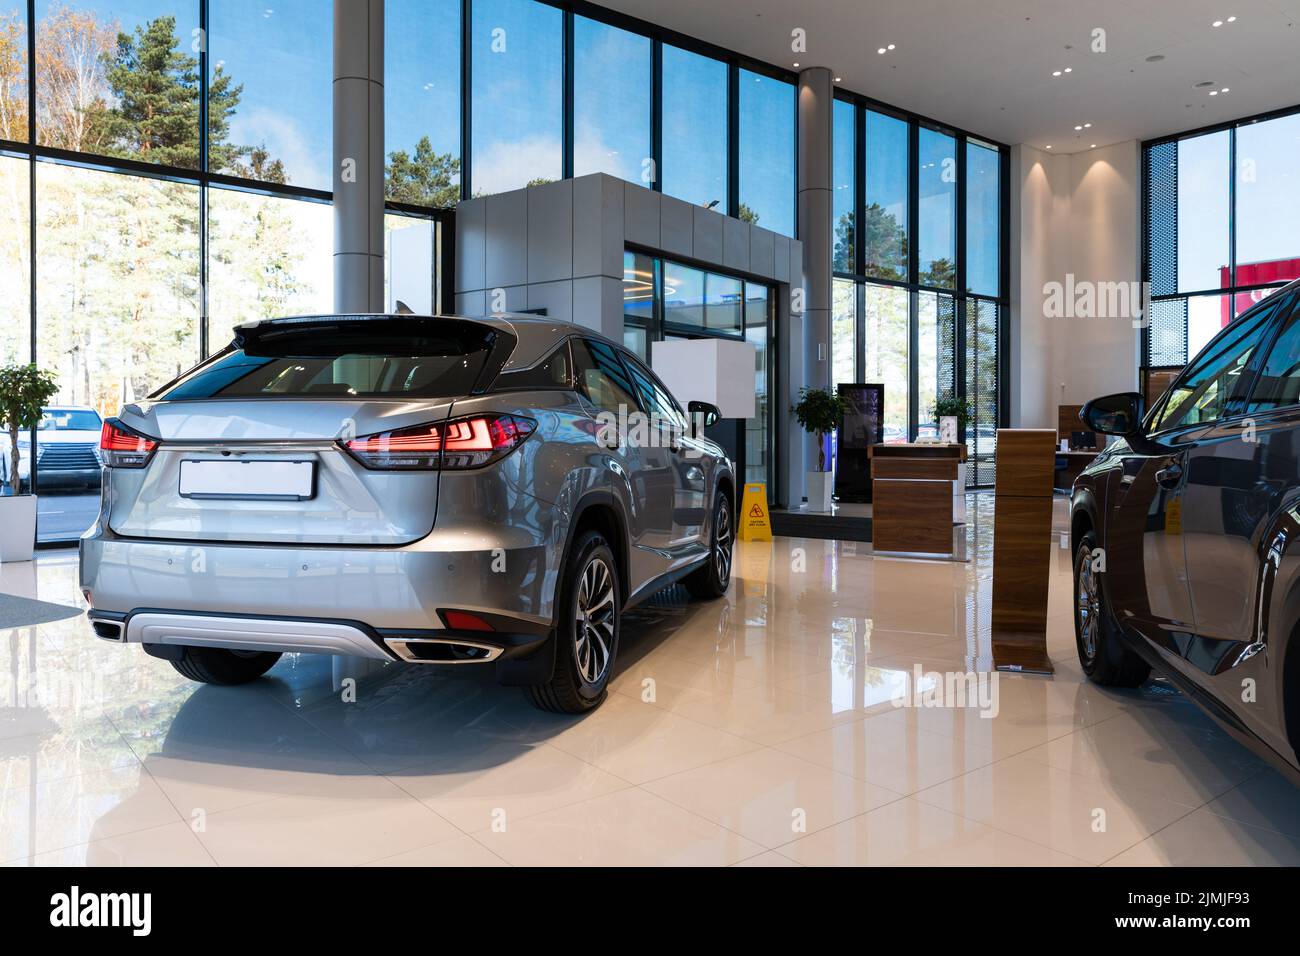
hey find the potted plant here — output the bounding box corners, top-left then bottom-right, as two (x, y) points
(0, 363), (59, 562)
(932, 396), (972, 440)
(792, 386), (844, 512)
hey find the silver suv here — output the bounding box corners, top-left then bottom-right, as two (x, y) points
(80, 314), (736, 713)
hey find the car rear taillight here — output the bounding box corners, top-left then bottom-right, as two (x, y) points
(342, 414), (535, 470)
(100, 419), (158, 468)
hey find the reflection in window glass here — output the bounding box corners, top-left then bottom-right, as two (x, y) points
(737, 70), (794, 236)
(706, 273), (743, 333)
(385, 214), (437, 314)
(1, 7), (27, 143)
(210, 0), (331, 188)
(1153, 302), (1274, 431)
(918, 128), (956, 288)
(832, 278), (856, 388)
(623, 250), (656, 326)
(0, 156), (30, 366)
(207, 188), (331, 345)
(35, 1), (201, 164)
(863, 283), (908, 442)
(832, 99), (855, 273)
(966, 141), (1000, 296)
(663, 261), (704, 328)
(661, 45), (726, 208)
(385, 0), (460, 206)
(471, 0), (561, 195)
(1236, 113), (1300, 286)
(574, 16), (650, 185)
(744, 283), (770, 486)
(864, 110), (908, 281)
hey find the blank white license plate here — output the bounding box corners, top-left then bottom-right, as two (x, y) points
(179, 459), (315, 500)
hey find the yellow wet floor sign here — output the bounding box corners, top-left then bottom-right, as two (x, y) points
(739, 482), (772, 542)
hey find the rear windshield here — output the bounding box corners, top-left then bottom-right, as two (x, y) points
(154, 318), (509, 400)
(39, 409), (102, 430)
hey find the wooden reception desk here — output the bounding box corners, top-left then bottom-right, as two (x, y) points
(869, 443), (966, 556)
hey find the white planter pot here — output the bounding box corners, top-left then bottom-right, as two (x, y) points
(806, 471), (833, 513)
(0, 494), (36, 562)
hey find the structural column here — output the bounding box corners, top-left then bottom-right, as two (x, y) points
(333, 0), (385, 312)
(796, 66), (834, 496)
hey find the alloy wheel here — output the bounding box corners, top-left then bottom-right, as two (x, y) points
(574, 555), (616, 684)
(1076, 550), (1100, 660)
(714, 500), (733, 586)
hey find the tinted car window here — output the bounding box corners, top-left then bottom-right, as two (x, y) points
(622, 353), (688, 431)
(494, 341), (572, 391)
(1149, 305), (1277, 432)
(1245, 295), (1300, 413)
(156, 318), (501, 400)
(572, 338), (640, 415)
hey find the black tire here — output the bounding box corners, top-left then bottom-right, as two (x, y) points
(684, 490), (733, 599)
(1074, 529), (1150, 688)
(170, 646), (282, 685)
(527, 530), (620, 714)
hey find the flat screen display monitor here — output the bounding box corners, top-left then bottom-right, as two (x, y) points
(834, 383), (884, 502)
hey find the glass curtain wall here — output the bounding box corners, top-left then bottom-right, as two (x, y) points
(1144, 107), (1300, 375)
(831, 98), (1007, 486)
(622, 250), (774, 490)
(1, 2), (445, 543)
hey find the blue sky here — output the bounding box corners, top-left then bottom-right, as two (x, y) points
(36, 0), (333, 188)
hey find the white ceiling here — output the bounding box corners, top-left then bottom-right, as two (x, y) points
(600, 0), (1300, 151)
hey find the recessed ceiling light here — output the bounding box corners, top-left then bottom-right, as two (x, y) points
(1090, 144), (1097, 148)
(888, 44), (896, 50)
(1209, 90), (1218, 95)
(1053, 70), (1061, 76)
(834, 76), (842, 82)
(1084, 122), (1092, 128)
(1045, 145), (1052, 149)
(1074, 125), (1083, 130)
(1213, 19), (1223, 26)
(1227, 15), (1237, 22)
(1064, 67), (1072, 73)
(793, 62), (800, 67)
(877, 47), (886, 54)
(1221, 87), (1230, 93)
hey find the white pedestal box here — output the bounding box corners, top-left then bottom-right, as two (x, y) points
(806, 471), (833, 513)
(650, 338), (757, 419)
(0, 494), (37, 562)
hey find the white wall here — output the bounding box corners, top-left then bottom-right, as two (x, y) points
(1010, 141), (1141, 428)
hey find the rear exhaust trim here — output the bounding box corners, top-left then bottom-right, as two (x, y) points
(384, 636), (504, 664)
(92, 620), (124, 642)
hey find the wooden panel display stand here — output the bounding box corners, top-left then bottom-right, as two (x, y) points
(991, 429), (1056, 674)
(870, 443), (965, 556)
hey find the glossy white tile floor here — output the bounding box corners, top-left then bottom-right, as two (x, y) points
(3, 493), (1299, 866)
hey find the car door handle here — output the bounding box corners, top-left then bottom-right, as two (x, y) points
(1155, 463), (1183, 488)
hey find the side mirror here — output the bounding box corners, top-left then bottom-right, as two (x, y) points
(1081, 392), (1144, 437)
(688, 401), (722, 435)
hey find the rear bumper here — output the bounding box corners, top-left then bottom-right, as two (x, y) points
(80, 529), (559, 643)
(87, 608), (550, 664)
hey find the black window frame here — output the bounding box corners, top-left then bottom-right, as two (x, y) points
(1141, 102), (1300, 374)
